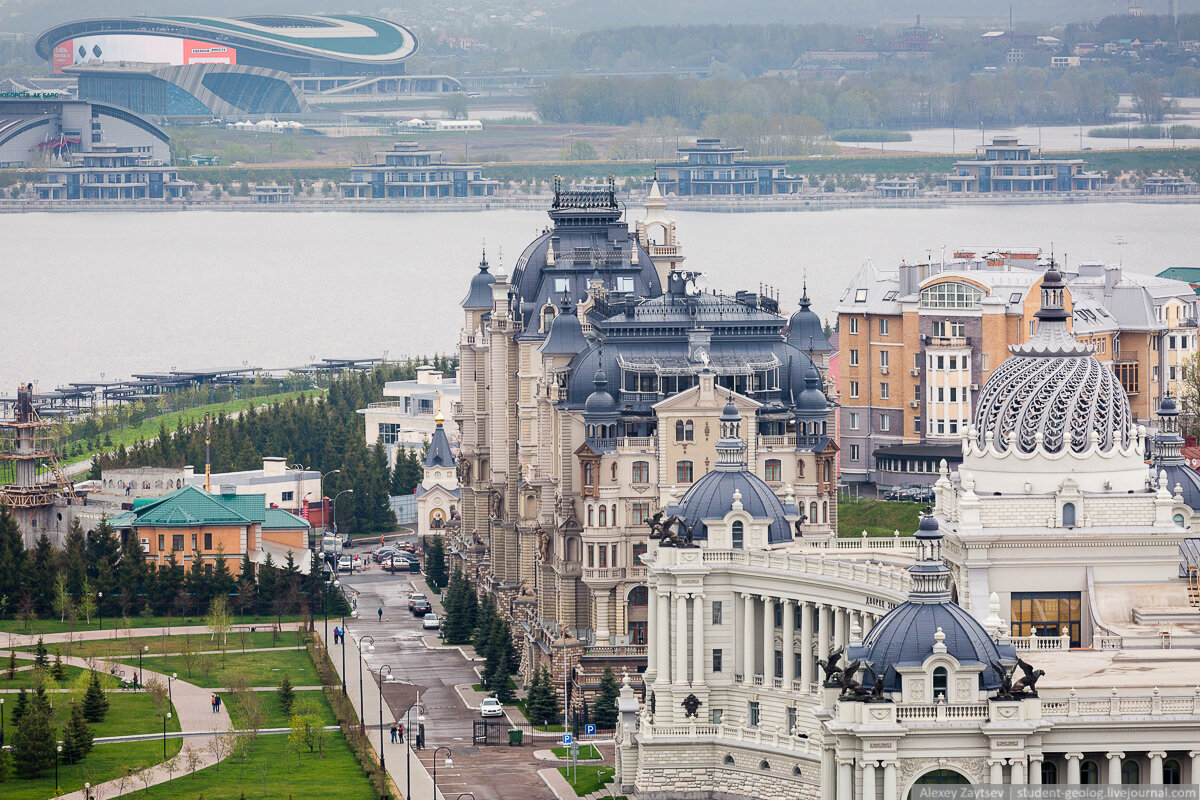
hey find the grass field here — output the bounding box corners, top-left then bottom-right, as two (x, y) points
(838, 498), (925, 537)
(120, 730), (376, 800)
(114, 648), (317, 688)
(15, 630), (305, 660)
(222, 689), (336, 730)
(552, 744), (602, 760)
(62, 389), (322, 467)
(2, 739), (182, 800)
(0, 614), (304, 636)
(43, 691), (181, 739)
(558, 765), (615, 796)
(0, 663), (89, 689)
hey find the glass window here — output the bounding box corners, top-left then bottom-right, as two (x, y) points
(774, 649), (783, 678)
(598, 506), (607, 527)
(583, 462), (596, 487)
(850, 381), (859, 398)
(1041, 762), (1058, 785)
(932, 667), (948, 700)
(849, 412), (859, 430)
(1080, 761), (1099, 785)
(628, 586), (648, 606)
(632, 503), (651, 525)
(731, 520), (744, 550)
(1164, 759), (1181, 784)
(849, 349), (859, 366)
(587, 544), (594, 567)
(920, 282), (984, 309)
(765, 459), (781, 481)
(628, 621), (646, 644)
(1121, 760), (1139, 785)
(632, 461), (650, 483)
(712, 601), (723, 625)
(632, 542), (647, 564)
(849, 318), (858, 334)
(748, 701), (760, 727)
(676, 461), (694, 483)
(854, 289), (867, 303)
(880, 383), (890, 400)
(713, 649), (723, 673)
(1010, 591), (1081, 646)
(879, 319), (889, 335)
(172, 534), (184, 551)
(203, 532), (212, 551)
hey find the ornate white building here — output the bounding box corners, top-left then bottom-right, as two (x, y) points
(617, 264), (1200, 799)
(414, 410), (460, 540)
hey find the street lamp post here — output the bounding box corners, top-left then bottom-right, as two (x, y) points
(333, 489), (354, 537)
(377, 665), (392, 773)
(405, 701), (426, 800)
(167, 672), (177, 706)
(98, 591), (103, 631)
(1, 697), (5, 747)
(325, 578), (340, 650)
(432, 746), (453, 798)
(320, 469), (341, 533)
(358, 635), (375, 733)
(162, 711), (172, 758)
(55, 742), (62, 795)
(84, 782), (91, 800)
(341, 601), (348, 696)
(138, 645), (148, 687)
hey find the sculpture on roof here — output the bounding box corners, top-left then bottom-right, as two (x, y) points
(681, 693), (702, 718)
(837, 659), (870, 700)
(819, 646), (845, 686)
(989, 656), (1043, 700)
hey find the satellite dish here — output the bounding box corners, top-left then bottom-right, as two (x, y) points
(685, 279), (697, 296)
(694, 274), (708, 293)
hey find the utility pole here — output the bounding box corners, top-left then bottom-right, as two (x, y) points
(204, 412), (211, 492)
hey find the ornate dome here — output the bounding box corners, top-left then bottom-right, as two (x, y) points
(666, 399), (795, 544)
(794, 363), (827, 414)
(540, 298), (588, 356)
(461, 252), (496, 310)
(584, 362), (617, 416)
(971, 266), (1134, 455)
(785, 282), (833, 353)
(851, 515), (1015, 692)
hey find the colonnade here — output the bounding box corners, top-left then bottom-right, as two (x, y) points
(646, 587), (881, 689)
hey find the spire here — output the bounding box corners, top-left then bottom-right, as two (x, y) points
(799, 275), (811, 311)
(1010, 262), (1089, 356)
(715, 393), (747, 471)
(1152, 393), (1185, 467)
(907, 513), (952, 603)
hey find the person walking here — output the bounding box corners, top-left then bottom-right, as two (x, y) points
(397, 722), (404, 742)
(390, 723), (398, 744)
(211, 694), (218, 714)
(377, 606), (383, 623)
(215, 694), (222, 712)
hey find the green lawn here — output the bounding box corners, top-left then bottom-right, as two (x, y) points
(514, 699), (564, 731)
(0, 663), (89, 689)
(223, 689), (336, 730)
(2, 738), (182, 800)
(0, 614), (304, 636)
(119, 730), (376, 800)
(61, 389), (323, 467)
(558, 765), (614, 796)
(552, 744), (601, 760)
(838, 498), (925, 537)
(16, 630), (307, 660)
(114, 648), (318, 688)
(45, 691), (181, 739)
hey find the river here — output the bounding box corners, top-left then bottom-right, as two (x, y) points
(3, 203), (1198, 392)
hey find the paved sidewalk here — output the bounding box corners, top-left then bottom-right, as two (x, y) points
(0, 621), (305, 650)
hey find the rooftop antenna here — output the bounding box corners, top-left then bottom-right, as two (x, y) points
(1114, 235), (1127, 267)
(204, 411), (212, 493)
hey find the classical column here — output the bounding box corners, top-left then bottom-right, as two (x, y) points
(692, 593), (705, 685)
(1106, 753), (1124, 785)
(848, 609), (860, 643)
(674, 592), (688, 685)
(1029, 756), (1043, 785)
(837, 759), (853, 800)
(817, 604), (831, 663)
(990, 760), (1004, 784)
(1066, 754), (1082, 785)
(646, 585), (658, 675)
(800, 601), (814, 688)
(1191, 752), (1200, 788)
(1150, 752), (1165, 784)
(743, 593), (756, 681)
(832, 607), (845, 652)
(596, 590), (611, 642)
(882, 762), (898, 800)
(821, 747), (836, 800)
(656, 591), (671, 684)
(1011, 759), (1025, 785)
(762, 595), (775, 682)
(862, 613), (875, 637)
(782, 598), (796, 688)
(862, 762), (877, 800)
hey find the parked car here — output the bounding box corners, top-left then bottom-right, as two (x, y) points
(396, 542), (416, 553)
(374, 547), (400, 563)
(480, 697), (504, 718)
(422, 613), (441, 630)
(412, 600), (432, 617)
(337, 555), (354, 572)
(408, 593), (428, 611)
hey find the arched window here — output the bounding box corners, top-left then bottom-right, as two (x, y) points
(1041, 762), (1058, 785)
(542, 305), (556, 332)
(598, 506), (607, 527)
(1121, 760), (1139, 785)
(587, 506), (594, 527)
(675, 420), (685, 441)
(797, 459), (805, 478)
(628, 586), (648, 606)
(632, 461), (650, 484)
(684, 419), (694, 441)
(1062, 502), (1076, 527)
(759, 761), (770, 771)
(587, 424), (595, 438)
(809, 502), (818, 523)
(824, 462), (831, 482)
(723, 755), (735, 766)
(676, 460), (694, 483)
(909, 769), (970, 798)
(765, 459), (781, 482)
(610, 504), (617, 526)
(583, 461), (596, 487)
(731, 520), (744, 550)
(1164, 759), (1182, 785)
(932, 666), (948, 700)
(821, 501), (828, 523)
(1080, 760), (1099, 785)
(1174, 513), (1185, 527)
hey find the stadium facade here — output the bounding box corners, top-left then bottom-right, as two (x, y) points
(34, 15), (424, 116)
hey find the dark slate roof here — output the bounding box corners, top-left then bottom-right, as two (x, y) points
(849, 602), (1016, 691)
(423, 420), (456, 468)
(1162, 464), (1200, 511)
(461, 256), (496, 310)
(539, 300), (588, 356)
(665, 470), (794, 544)
(785, 285), (833, 353)
(872, 442), (964, 461)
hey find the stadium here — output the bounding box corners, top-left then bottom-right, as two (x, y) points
(33, 15), (452, 116)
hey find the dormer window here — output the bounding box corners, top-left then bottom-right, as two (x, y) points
(932, 666), (948, 700)
(731, 520), (744, 550)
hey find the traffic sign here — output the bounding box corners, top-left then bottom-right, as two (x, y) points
(562, 733), (572, 745)
(584, 724), (596, 735)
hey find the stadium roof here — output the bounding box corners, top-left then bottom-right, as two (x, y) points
(36, 14), (417, 65)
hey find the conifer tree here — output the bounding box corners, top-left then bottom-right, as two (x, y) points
(277, 673), (296, 717)
(13, 697), (54, 778)
(484, 615), (515, 702)
(526, 666), (559, 725)
(33, 636), (48, 669)
(82, 669), (110, 722)
(60, 702), (93, 764)
(210, 546), (236, 603)
(425, 535), (447, 589)
(474, 596), (495, 655)
(11, 688), (28, 726)
(593, 667), (620, 729)
(442, 571), (471, 644)
(5, 651), (16, 681)
(51, 651), (66, 681)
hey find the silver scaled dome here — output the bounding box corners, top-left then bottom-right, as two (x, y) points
(971, 266), (1134, 455)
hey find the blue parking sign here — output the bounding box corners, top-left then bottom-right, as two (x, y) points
(585, 724), (596, 735)
(562, 733), (572, 745)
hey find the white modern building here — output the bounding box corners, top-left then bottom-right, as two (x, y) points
(359, 365), (459, 466)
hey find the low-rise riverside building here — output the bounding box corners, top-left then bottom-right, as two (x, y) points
(946, 137), (1102, 194)
(34, 143), (194, 201)
(653, 138), (804, 196)
(340, 140), (497, 199)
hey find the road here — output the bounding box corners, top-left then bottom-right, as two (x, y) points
(337, 531), (558, 800)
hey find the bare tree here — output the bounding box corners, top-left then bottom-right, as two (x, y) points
(183, 744), (202, 777)
(207, 595), (232, 655)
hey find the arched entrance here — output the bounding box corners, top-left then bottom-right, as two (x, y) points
(907, 769), (970, 799)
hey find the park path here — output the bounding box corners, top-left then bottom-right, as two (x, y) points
(1, 644), (234, 800)
(1, 621), (306, 651)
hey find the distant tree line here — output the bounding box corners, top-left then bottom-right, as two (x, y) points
(94, 356), (458, 534)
